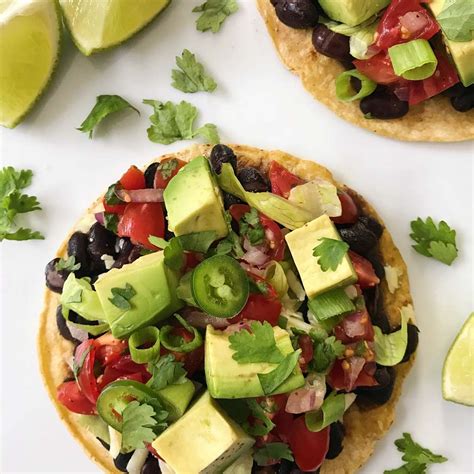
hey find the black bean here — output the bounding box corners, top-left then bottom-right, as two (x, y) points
(364, 249), (385, 279)
(88, 222), (117, 259)
(67, 232), (91, 277)
(45, 258), (70, 293)
(68, 309), (100, 327)
(237, 167), (270, 193)
(277, 460), (293, 474)
(371, 311), (391, 334)
(312, 24), (352, 62)
(223, 192), (244, 209)
(192, 370), (208, 388)
(210, 144), (237, 174)
(141, 455), (161, 474)
(355, 366), (396, 405)
(360, 87), (409, 119)
(451, 92), (474, 112)
(358, 216), (383, 239)
(275, 0), (319, 29)
(339, 220), (378, 256)
(364, 285), (380, 320)
(114, 452), (133, 472)
(401, 323), (419, 362)
(442, 83), (465, 98)
(144, 162), (159, 188)
(56, 306), (79, 343)
(326, 421), (345, 459)
(113, 238), (139, 269)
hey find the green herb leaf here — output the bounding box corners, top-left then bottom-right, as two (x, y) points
(254, 442), (294, 466)
(258, 349), (301, 395)
(147, 354), (187, 391)
(313, 237), (350, 271)
(437, 0), (474, 41)
(410, 217), (458, 265)
(172, 49), (217, 93)
(228, 321), (284, 364)
(104, 212), (119, 234)
(243, 399), (275, 436)
(193, 0), (238, 33)
(104, 183), (123, 205)
(66, 288), (83, 304)
(121, 401), (158, 452)
(78, 95), (139, 138)
(311, 336), (345, 373)
(305, 391), (347, 432)
(164, 237), (185, 270)
(384, 433), (447, 474)
(0, 167), (43, 241)
(72, 344), (92, 382)
(108, 283), (136, 310)
(56, 256), (81, 272)
(157, 158), (179, 180)
(151, 231), (217, 254)
(240, 207), (265, 245)
(144, 99), (219, 145)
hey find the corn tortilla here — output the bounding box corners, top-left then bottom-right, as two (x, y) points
(38, 144), (415, 473)
(257, 0), (474, 142)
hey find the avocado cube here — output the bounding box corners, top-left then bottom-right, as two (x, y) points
(164, 156), (228, 239)
(95, 252), (182, 338)
(285, 214), (356, 299)
(156, 379), (195, 422)
(205, 326), (305, 399)
(319, 0), (390, 26)
(152, 391), (254, 474)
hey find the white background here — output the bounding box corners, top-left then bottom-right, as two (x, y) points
(0, 1), (473, 472)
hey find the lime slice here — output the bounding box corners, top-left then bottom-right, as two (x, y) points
(59, 0), (171, 56)
(442, 313), (474, 406)
(0, 0), (61, 128)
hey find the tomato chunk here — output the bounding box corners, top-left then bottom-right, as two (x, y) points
(120, 165), (145, 190)
(331, 191), (358, 225)
(349, 251), (380, 289)
(57, 381), (96, 415)
(354, 52), (398, 85)
(154, 158), (186, 189)
(268, 161), (303, 199)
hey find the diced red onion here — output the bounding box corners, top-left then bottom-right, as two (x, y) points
(239, 262), (265, 277)
(94, 212), (105, 225)
(343, 312), (367, 338)
(66, 322), (88, 342)
(393, 82), (410, 102)
(286, 374), (326, 414)
(116, 188), (164, 203)
(184, 310), (230, 329)
(224, 321), (251, 335)
(364, 360), (377, 376)
(400, 11), (429, 35)
(344, 356), (366, 392)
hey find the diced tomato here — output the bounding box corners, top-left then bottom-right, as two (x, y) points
(407, 53), (460, 105)
(349, 251), (380, 289)
(298, 335), (314, 366)
(288, 417), (330, 472)
(268, 161), (304, 199)
(99, 367), (145, 390)
(272, 410), (294, 443)
(354, 52), (399, 84)
(57, 381), (96, 415)
(103, 200), (127, 215)
(120, 166), (145, 190)
(75, 340), (100, 404)
(94, 334), (128, 366)
(154, 158), (186, 189)
(117, 203), (165, 250)
(331, 191), (359, 225)
(376, 0), (439, 50)
(327, 359), (378, 392)
(334, 310), (375, 344)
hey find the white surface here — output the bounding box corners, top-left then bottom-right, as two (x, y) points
(0, 1), (473, 472)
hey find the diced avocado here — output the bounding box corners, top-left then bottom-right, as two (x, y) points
(75, 415), (110, 444)
(205, 326), (304, 399)
(152, 391), (254, 474)
(95, 252), (183, 338)
(319, 0), (390, 26)
(429, 0), (474, 86)
(164, 156), (228, 239)
(223, 450), (253, 474)
(285, 214), (356, 299)
(156, 379), (195, 422)
(61, 273), (106, 322)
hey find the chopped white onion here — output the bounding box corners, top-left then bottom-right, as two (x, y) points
(108, 427), (122, 459)
(126, 448), (149, 474)
(384, 265), (402, 294)
(159, 460), (176, 474)
(66, 322), (88, 342)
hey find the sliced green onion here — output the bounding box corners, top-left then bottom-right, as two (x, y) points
(129, 326), (161, 364)
(388, 39), (438, 81)
(335, 70), (377, 102)
(160, 314), (203, 353)
(308, 288), (355, 321)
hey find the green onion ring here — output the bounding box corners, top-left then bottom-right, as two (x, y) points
(335, 70), (377, 102)
(160, 314), (203, 353)
(129, 326), (161, 364)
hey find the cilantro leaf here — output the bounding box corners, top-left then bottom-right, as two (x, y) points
(228, 321), (284, 364)
(243, 399), (275, 436)
(0, 167), (33, 198)
(311, 336), (345, 373)
(1, 227), (44, 241)
(164, 237), (185, 270)
(215, 211), (244, 257)
(121, 401), (158, 452)
(313, 237), (349, 271)
(410, 217), (458, 265)
(144, 99), (219, 145)
(240, 207), (265, 245)
(254, 442), (294, 466)
(150, 231), (217, 255)
(104, 212), (119, 234)
(172, 49), (217, 93)
(157, 158), (179, 181)
(384, 433), (447, 474)
(65, 288), (83, 304)
(4, 193), (41, 214)
(147, 354), (187, 391)
(258, 349), (301, 395)
(78, 95), (139, 138)
(56, 256), (81, 272)
(193, 0), (238, 33)
(108, 283), (136, 310)
(437, 0), (474, 41)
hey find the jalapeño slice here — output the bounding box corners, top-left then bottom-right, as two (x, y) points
(191, 255), (249, 318)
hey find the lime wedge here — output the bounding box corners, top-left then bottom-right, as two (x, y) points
(0, 0), (61, 128)
(442, 313), (474, 406)
(59, 0), (170, 56)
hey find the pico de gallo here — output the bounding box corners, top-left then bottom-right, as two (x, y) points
(45, 144), (419, 473)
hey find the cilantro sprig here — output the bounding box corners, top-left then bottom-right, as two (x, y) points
(310, 335), (345, 373)
(254, 442), (294, 466)
(172, 49), (217, 93)
(0, 167), (43, 242)
(144, 99), (219, 145)
(193, 0), (238, 33)
(108, 283), (136, 310)
(147, 354), (187, 391)
(239, 208), (265, 246)
(55, 256), (81, 272)
(384, 433), (447, 473)
(313, 237), (349, 271)
(410, 217), (458, 265)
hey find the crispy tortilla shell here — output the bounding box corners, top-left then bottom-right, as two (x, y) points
(38, 144), (415, 473)
(257, 0), (474, 142)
